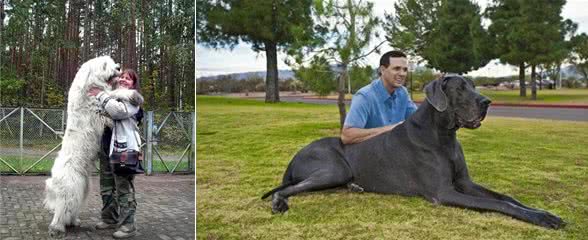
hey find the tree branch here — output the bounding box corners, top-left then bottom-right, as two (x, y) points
(349, 39), (387, 62)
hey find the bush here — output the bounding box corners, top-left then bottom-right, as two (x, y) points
(294, 57), (336, 96)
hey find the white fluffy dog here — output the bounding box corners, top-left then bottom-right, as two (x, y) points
(44, 56), (138, 238)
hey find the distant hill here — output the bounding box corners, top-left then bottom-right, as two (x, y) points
(197, 70), (295, 81)
(196, 65), (438, 82)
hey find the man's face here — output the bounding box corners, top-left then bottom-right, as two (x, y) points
(380, 57), (408, 91)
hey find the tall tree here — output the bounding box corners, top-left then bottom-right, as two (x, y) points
(0, 0), (5, 52)
(384, 0), (438, 60)
(385, 0), (491, 74)
(60, 0), (82, 97)
(197, 0), (316, 103)
(487, 0), (568, 99)
(1, 0), (194, 110)
(291, 0), (382, 128)
(81, 0), (93, 62)
(521, 0), (567, 100)
(422, 0), (491, 73)
(543, 19), (578, 89)
(570, 33), (588, 88)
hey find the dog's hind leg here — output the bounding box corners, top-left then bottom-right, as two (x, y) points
(67, 174), (90, 228)
(272, 168), (351, 214)
(48, 204), (67, 238)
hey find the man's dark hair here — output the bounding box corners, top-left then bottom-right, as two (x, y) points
(379, 50), (407, 68)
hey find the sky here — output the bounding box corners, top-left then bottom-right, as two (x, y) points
(196, 0), (588, 78)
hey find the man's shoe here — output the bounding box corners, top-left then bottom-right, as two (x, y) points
(113, 225), (137, 239)
(95, 221), (117, 230)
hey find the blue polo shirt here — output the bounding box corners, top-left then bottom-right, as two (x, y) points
(344, 79), (417, 129)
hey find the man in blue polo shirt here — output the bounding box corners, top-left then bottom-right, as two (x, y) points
(341, 50), (417, 144)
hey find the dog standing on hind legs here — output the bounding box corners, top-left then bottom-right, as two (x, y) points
(44, 56), (141, 238)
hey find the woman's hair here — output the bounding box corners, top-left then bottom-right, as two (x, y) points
(119, 69), (141, 92)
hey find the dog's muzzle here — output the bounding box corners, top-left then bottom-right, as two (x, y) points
(457, 97), (491, 129)
(479, 97), (491, 121)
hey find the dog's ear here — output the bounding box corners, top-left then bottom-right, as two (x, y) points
(424, 78), (448, 112)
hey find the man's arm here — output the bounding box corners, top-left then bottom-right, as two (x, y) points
(341, 121), (402, 144)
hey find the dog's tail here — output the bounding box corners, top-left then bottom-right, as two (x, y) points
(261, 182), (293, 200)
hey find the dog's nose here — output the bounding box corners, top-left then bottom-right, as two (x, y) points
(116, 65), (121, 71)
(480, 97), (491, 107)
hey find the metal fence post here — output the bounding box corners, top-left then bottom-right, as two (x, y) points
(146, 111), (154, 175)
(20, 107), (24, 163)
(190, 112), (195, 173)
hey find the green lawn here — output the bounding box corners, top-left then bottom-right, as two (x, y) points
(326, 88), (588, 105)
(410, 88), (588, 104)
(196, 95), (588, 239)
(0, 155), (191, 174)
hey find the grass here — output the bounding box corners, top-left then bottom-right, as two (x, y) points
(316, 88), (588, 105)
(0, 155), (191, 174)
(196, 95), (588, 240)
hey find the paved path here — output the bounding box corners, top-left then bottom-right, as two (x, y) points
(267, 96), (588, 122)
(0, 175), (194, 240)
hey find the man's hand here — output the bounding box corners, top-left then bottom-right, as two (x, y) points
(341, 121), (404, 145)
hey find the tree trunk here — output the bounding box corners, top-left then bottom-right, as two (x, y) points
(264, 41), (280, 103)
(0, 0), (4, 35)
(337, 64), (348, 130)
(82, 0), (93, 61)
(538, 66), (543, 90)
(531, 64), (537, 100)
(557, 64), (561, 89)
(519, 62), (526, 97)
(125, 0), (137, 70)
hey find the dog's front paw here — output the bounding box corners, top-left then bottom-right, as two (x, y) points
(128, 91), (144, 106)
(48, 225), (66, 239)
(527, 210), (566, 229)
(110, 89), (143, 106)
(70, 218), (81, 227)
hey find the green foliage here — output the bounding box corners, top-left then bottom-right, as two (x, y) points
(410, 67), (436, 91)
(0, 76), (25, 106)
(45, 81), (65, 107)
(486, 0), (572, 95)
(198, 0), (317, 102)
(289, 0), (382, 125)
(348, 64), (374, 93)
(386, 0), (491, 73)
(423, 0), (491, 73)
(198, 0), (314, 49)
(302, 0), (380, 65)
(384, 0), (439, 58)
(1, 0), (194, 110)
(570, 33), (588, 85)
(294, 57), (336, 96)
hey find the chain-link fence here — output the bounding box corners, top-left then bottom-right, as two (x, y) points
(0, 107), (194, 175)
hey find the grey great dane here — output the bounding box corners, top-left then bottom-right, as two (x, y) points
(262, 75), (565, 229)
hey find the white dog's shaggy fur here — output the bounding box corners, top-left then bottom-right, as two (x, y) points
(44, 56), (137, 237)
